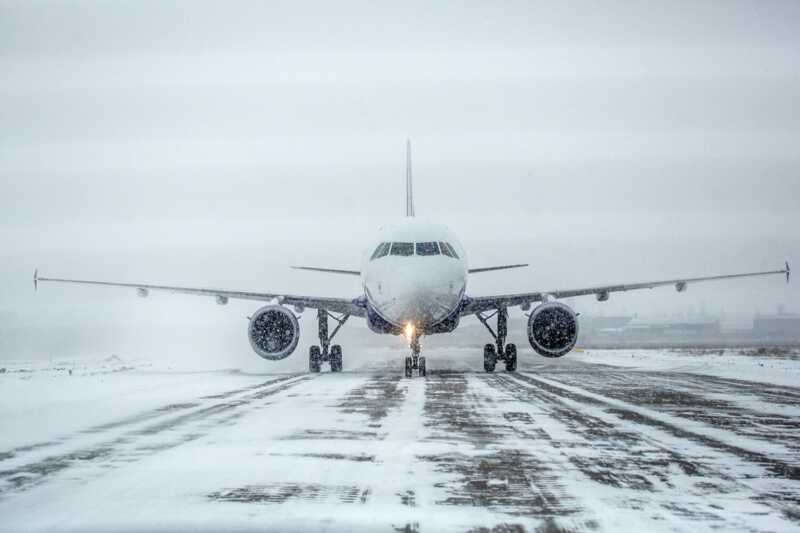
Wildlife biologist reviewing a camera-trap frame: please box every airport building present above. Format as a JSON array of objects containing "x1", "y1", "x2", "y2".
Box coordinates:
[{"x1": 753, "y1": 312, "x2": 800, "y2": 339}]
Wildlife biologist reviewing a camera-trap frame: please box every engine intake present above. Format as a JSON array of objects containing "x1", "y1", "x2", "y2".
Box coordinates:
[
  {"x1": 247, "y1": 305, "x2": 300, "y2": 360},
  {"x1": 527, "y1": 302, "x2": 579, "y2": 358}
]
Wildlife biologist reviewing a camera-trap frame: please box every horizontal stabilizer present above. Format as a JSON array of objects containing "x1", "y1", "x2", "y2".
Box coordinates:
[
  {"x1": 292, "y1": 266, "x2": 361, "y2": 276},
  {"x1": 468, "y1": 264, "x2": 529, "y2": 274}
]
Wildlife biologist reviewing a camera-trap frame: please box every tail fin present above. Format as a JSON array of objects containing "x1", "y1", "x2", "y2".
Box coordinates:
[{"x1": 405, "y1": 139, "x2": 415, "y2": 217}]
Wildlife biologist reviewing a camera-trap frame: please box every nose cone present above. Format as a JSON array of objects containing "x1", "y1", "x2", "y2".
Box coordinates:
[
  {"x1": 386, "y1": 282, "x2": 461, "y2": 325},
  {"x1": 368, "y1": 261, "x2": 465, "y2": 328}
]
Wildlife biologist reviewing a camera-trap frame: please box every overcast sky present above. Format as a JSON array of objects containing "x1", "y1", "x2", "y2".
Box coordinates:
[{"x1": 1, "y1": 1, "x2": 798, "y2": 363}]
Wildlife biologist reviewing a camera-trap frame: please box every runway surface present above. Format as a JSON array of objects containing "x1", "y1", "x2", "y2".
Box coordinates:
[{"x1": 2, "y1": 354, "x2": 800, "y2": 532}]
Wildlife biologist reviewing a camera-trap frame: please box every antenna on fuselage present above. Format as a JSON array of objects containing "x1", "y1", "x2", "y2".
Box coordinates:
[{"x1": 405, "y1": 139, "x2": 415, "y2": 217}]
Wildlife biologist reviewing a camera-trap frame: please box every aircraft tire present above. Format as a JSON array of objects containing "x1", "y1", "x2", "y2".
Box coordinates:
[
  {"x1": 483, "y1": 344, "x2": 497, "y2": 373},
  {"x1": 330, "y1": 345, "x2": 343, "y2": 372},
  {"x1": 505, "y1": 344, "x2": 517, "y2": 372},
  {"x1": 309, "y1": 345, "x2": 322, "y2": 373}
]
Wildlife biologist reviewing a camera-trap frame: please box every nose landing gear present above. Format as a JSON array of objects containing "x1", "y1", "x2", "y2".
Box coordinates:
[
  {"x1": 309, "y1": 309, "x2": 350, "y2": 373},
  {"x1": 404, "y1": 332, "x2": 426, "y2": 378},
  {"x1": 476, "y1": 307, "x2": 517, "y2": 372}
]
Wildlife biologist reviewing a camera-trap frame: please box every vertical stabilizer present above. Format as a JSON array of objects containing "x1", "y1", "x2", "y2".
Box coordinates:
[{"x1": 406, "y1": 139, "x2": 415, "y2": 217}]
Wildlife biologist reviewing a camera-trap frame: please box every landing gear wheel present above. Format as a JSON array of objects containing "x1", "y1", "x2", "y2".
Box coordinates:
[
  {"x1": 505, "y1": 343, "x2": 517, "y2": 372},
  {"x1": 419, "y1": 356, "x2": 426, "y2": 377},
  {"x1": 330, "y1": 344, "x2": 343, "y2": 372},
  {"x1": 483, "y1": 344, "x2": 497, "y2": 373},
  {"x1": 309, "y1": 346, "x2": 321, "y2": 373},
  {"x1": 404, "y1": 356, "x2": 413, "y2": 378}
]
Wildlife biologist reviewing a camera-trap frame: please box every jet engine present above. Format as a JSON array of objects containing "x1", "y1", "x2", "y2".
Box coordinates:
[
  {"x1": 247, "y1": 305, "x2": 300, "y2": 360},
  {"x1": 527, "y1": 302, "x2": 579, "y2": 358}
]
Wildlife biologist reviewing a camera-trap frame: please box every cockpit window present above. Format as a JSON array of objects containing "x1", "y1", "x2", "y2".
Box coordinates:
[
  {"x1": 371, "y1": 243, "x2": 384, "y2": 260},
  {"x1": 439, "y1": 241, "x2": 459, "y2": 259},
  {"x1": 390, "y1": 242, "x2": 414, "y2": 256},
  {"x1": 415, "y1": 242, "x2": 439, "y2": 256},
  {"x1": 370, "y1": 242, "x2": 390, "y2": 260}
]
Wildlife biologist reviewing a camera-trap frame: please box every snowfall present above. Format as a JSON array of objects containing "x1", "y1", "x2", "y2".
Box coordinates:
[{"x1": 1, "y1": 347, "x2": 799, "y2": 532}]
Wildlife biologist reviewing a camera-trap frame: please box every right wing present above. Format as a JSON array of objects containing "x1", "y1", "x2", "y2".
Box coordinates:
[
  {"x1": 461, "y1": 262, "x2": 790, "y2": 315},
  {"x1": 34, "y1": 270, "x2": 366, "y2": 317}
]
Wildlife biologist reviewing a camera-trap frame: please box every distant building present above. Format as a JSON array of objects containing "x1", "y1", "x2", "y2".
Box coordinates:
[
  {"x1": 623, "y1": 318, "x2": 721, "y2": 337},
  {"x1": 580, "y1": 315, "x2": 724, "y2": 347},
  {"x1": 579, "y1": 316, "x2": 633, "y2": 334},
  {"x1": 753, "y1": 312, "x2": 800, "y2": 338}
]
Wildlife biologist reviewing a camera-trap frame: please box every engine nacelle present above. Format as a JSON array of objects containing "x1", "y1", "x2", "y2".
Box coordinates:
[
  {"x1": 247, "y1": 305, "x2": 300, "y2": 360},
  {"x1": 527, "y1": 302, "x2": 579, "y2": 358}
]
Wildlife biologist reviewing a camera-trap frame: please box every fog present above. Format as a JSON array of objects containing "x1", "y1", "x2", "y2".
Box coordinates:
[{"x1": 1, "y1": 0, "x2": 798, "y2": 365}]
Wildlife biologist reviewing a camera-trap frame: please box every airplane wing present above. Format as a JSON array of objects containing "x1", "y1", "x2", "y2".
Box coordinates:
[
  {"x1": 461, "y1": 262, "x2": 790, "y2": 315},
  {"x1": 33, "y1": 270, "x2": 366, "y2": 317}
]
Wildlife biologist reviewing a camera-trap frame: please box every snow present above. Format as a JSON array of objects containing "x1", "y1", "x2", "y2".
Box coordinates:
[
  {"x1": 1, "y1": 349, "x2": 799, "y2": 532},
  {"x1": 568, "y1": 347, "x2": 800, "y2": 387}
]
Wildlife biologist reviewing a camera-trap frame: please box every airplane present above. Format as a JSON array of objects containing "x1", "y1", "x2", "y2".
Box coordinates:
[{"x1": 34, "y1": 141, "x2": 791, "y2": 377}]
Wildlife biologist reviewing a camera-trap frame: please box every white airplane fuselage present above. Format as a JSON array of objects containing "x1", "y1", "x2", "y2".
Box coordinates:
[{"x1": 361, "y1": 218, "x2": 467, "y2": 334}]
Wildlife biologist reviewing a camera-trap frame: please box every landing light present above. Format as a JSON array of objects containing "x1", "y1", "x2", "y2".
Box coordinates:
[{"x1": 404, "y1": 322, "x2": 415, "y2": 340}]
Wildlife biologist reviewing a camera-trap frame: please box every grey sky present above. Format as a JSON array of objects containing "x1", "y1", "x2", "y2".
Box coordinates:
[{"x1": 1, "y1": 1, "x2": 798, "y2": 362}]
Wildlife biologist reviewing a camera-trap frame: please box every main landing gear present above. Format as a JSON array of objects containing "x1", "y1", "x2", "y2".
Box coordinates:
[
  {"x1": 476, "y1": 307, "x2": 517, "y2": 373},
  {"x1": 309, "y1": 309, "x2": 350, "y2": 373},
  {"x1": 404, "y1": 332, "x2": 426, "y2": 378}
]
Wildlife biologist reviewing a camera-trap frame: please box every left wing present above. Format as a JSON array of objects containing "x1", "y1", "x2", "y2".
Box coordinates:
[
  {"x1": 461, "y1": 262, "x2": 790, "y2": 315},
  {"x1": 34, "y1": 270, "x2": 366, "y2": 317}
]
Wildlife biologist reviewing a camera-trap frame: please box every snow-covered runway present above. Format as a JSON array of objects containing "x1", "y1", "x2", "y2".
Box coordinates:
[{"x1": 2, "y1": 352, "x2": 800, "y2": 532}]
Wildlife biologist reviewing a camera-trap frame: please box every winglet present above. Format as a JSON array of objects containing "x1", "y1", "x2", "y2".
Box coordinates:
[
  {"x1": 787, "y1": 261, "x2": 791, "y2": 284},
  {"x1": 33, "y1": 268, "x2": 38, "y2": 291},
  {"x1": 405, "y1": 139, "x2": 414, "y2": 217}
]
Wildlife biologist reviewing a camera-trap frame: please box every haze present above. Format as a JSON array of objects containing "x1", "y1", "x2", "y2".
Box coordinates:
[{"x1": 1, "y1": 0, "x2": 798, "y2": 366}]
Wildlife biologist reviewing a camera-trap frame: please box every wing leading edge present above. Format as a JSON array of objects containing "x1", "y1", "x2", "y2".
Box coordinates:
[
  {"x1": 461, "y1": 262, "x2": 790, "y2": 315},
  {"x1": 33, "y1": 271, "x2": 366, "y2": 317}
]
